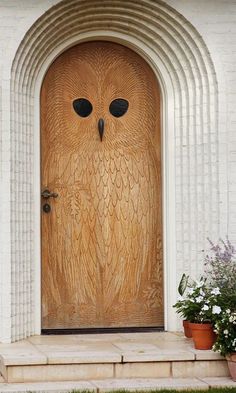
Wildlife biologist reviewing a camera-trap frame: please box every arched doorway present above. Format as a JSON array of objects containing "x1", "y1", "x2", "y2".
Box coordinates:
[{"x1": 4, "y1": 0, "x2": 219, "y2": 343}]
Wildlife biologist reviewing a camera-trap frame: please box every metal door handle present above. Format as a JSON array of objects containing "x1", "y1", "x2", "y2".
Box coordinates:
[{"x1": 41, "y1": 189, "x2": 58, "y2": 199}]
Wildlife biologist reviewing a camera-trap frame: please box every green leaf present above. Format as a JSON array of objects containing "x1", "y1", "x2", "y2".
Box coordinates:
[{"x1": 178, "y1": 273, "x2": 189, "y2": 296}]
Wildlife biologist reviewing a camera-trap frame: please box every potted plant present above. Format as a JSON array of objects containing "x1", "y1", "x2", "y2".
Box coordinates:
[
  {"x1": 213, "y1": 309, "x2": 236, "y2": 381},
  {"x1": 174, "y1": 277, "x2": 221, "y2": 349},
  {"x1": 174, "y1": 238, "x2": 236, "y2": 350},
  {"x1": 184, "y1": 279, "x2": 221, "y2": 350},
  {"x1": 187, "y1": 281, "x2": 221, "y2": 350}
]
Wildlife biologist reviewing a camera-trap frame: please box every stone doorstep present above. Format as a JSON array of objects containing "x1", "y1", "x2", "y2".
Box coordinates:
[
  {"x1": 0, "y1": 377, "x2": 235, "y2": 393},
  {"x1": 0, "y1": 334, "x2": 229, "y2": 384},
  {"x1": 0, "y1": 349, "x2": 224, "y2": 367},
  {"x1": 0, "y1": 359, "x2": 230, "y2": 384}
]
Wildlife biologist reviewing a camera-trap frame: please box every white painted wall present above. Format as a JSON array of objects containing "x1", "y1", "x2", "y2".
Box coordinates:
[{"x1": 0, "y1": 0, "x2": 235, "y2": 342}]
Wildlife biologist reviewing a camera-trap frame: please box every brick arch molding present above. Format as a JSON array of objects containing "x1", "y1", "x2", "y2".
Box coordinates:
[{"x1": 1, "y1": 0, "x2": 219, "y2": 342}]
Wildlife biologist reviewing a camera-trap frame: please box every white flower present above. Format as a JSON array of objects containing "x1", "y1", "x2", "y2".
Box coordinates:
[
  {"x1": 196, "y1": 296, "x2": 203, "y2": 303},
  {"x1": 177, "y1": 295, "x2": 184, "y2": 301},
  {"x1": 200, "y1": 289, "x2": 205, "y2": 296},
  {"x1": 187, "y1": 288, "x2": 194, "y2": 295},
  {"x1": 223, "y1": 329, "x2": 229, "y2": 335},
  {"x1": 202, "y1": 304, "x2": 209, "y2": 311},
  {"x1": 212, "y1": 305, "x2": 222, "y2": 314},
  {"x1": 229, "y1": 314, "x2": 236, "y2": 322},
  {"x1": 226, "y1": 309, "x2": 231, "y2": 314},
  {"x1": 211, "y1": 287, "x2": 221, "y2": 295}
]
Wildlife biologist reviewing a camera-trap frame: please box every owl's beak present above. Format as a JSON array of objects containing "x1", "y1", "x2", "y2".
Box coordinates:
[{"x1": 98, "y1": 118, "x2": 104, "y2": 141}]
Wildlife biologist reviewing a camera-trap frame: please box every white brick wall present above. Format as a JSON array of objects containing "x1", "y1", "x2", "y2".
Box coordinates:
[
  {"x1": 169, "y1": 0, "x2": 236, "y2": 241},
  {"x1": 0, "y1": 0, "x2": 235, "y2": 342}
]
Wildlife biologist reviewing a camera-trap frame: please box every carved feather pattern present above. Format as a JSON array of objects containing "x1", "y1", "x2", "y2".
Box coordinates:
[{"x1": 41, "y1": 42, "x2": 163, "y2": 328}]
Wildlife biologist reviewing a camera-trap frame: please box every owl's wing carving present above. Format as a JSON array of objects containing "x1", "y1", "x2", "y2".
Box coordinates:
[
  {"x1": 69, "y1": 145, "x2": 163, "y2": 322},
  {"x1": 43, "y1": 144, "x2": 162, "y2": 325}
]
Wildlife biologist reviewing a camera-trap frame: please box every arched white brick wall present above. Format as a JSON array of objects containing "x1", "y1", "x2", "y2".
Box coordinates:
[{"x1": 0, "y1": 0, "x2": 219, "y2": 342}]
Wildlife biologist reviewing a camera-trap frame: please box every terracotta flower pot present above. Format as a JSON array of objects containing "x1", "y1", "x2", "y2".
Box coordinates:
[
  {"x1": 189, "y1": 322, "x2": 216, "y2": 350},
  {"x1": 226, "y1": 353, "x2": 236, "y2": 381},
  {"x1": 183, "y1": 320, "x2": 192, "y2": 338}
]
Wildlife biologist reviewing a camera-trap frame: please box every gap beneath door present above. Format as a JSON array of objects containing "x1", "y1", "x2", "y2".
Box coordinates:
[{"x1": 42, "y1": 326, "x2": 164, "y2": 335}]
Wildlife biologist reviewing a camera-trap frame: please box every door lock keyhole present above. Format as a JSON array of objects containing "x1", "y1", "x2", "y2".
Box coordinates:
[{"x1": 43, "y1": 203, "x2": 51, "y2": 213}]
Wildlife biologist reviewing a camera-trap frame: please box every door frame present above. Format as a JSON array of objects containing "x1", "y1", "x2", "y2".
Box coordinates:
[{"x1": 33, "y1": 31, "x2": 177, "y2": 334}]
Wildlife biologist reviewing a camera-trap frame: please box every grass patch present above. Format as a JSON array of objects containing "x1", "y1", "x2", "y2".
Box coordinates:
[{"x1": 70, "y1": 388, "x2": 236, "y2": 393}]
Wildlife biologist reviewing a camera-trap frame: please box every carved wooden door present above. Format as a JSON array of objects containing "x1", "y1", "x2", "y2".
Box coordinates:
[{"x1": 41, "y1": 41, "x2": 163, "y2": 330}]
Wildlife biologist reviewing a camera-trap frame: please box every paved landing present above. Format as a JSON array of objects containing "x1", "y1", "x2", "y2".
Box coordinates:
[{"x1": 0, "y1": 332, "x2": 224, "y2": 366}]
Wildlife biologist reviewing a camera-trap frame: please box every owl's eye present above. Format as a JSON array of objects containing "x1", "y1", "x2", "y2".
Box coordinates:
[
  {"x1": 109, "y1": 98, "x2": 129, "y2": 117},
  {"x1": 73, "y1": 98, "x2": 93, "y2": 117}
]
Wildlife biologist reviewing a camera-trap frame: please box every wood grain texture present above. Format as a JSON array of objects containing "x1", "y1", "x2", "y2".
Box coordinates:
[{"x1": 41, "y1": 41, "x2": 163, "y2": 329}]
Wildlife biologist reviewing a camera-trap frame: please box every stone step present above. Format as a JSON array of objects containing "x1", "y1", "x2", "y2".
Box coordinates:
[
  {"x1": 0, "y1": 357, "x2": 230, "y2": 383},
  {"x1": 0, "y1": 333, "x2": 231, "y2": 383},
  {"x1": 0, "y1": 377, "x2": 235, "y2": 393}
]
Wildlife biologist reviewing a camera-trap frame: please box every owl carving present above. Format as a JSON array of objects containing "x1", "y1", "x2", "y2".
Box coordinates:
[{"x1": 41, "y1": 41, "x2": 163, "y2": 329}]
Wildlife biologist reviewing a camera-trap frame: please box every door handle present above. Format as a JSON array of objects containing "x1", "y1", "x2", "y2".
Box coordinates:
[{"x1": 41, "y1": 189, "x2": 58, "y2": 199}]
